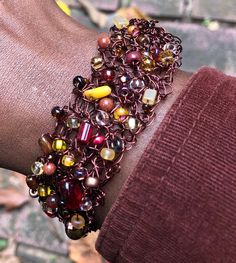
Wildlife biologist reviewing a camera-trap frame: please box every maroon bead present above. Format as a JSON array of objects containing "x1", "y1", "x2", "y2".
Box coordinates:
[
  {"x1": 125, "y1": 51, "x2": 141, "y2": 64},
  {"x1": 51, "y1": 106, "x2": 64, "y2": 118},
  {"x1": 26, "y1": 175, "x2": 38, "y2": 190},
  {"x1": 77, "y1": 122, "x2": 93, "y2": 143},
  {"x1": 98, "y1": 33, "x2": 110, "y2": 49},
  {"x1": 46, "y1": 194, "x2": 60, "y2": 209},
  {"x1": 59, "y1": 179, "x2": 83, "y2": 210},
  {"x1": 92, "y1": 135, "x2": 105, "y2": 145},
  {"x1": 101, "y1": 69, "x2": 115, "y2": 82}
]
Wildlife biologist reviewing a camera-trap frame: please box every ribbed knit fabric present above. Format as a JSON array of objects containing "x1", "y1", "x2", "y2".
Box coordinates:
[{"x1": 96, "y1": 67, "x2": 236, "y2": 263}]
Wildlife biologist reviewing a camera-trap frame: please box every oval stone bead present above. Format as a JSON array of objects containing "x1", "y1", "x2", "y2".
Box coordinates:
[
  {"x1": 38, "y1": 134, "x2": 53, "y2": 154},
  {"x1": 59, "y1": 179, "x2": 83, "y2": 210},
  {"x1": 71, "y1": 214, "x2": 85, "y2": 230},
  {"x1": 100, "y1": 148, "x2": 115, "y2": 161},
  {"x1": 31, "y1": 161, "x2": 44, "y2": 176}
]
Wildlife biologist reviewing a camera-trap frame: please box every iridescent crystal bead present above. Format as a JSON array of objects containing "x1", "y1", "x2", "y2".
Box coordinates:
[
  {"x1": 31, "y1": 161, "x2": 44, "y2": 176},
  {"x1": 80, "y1": 197, "x2": 93, "y2": 211},
  {"x1": 100, "y1": 148, "x2": 115, "y2": 161},
  {"x1": 157, "y1": 50, "x2": 174, "y2": 66},
  {"x1": 52, "y1": 139, "x2": 67, "y2": 152},
  {"x1": 38, "y1": 134, "x2": 53, "y2": 154},
  {"x1": 66, "y1": 117, "x2": 80, "y2": 129},
  {"x1": 129, "y1": 78, "x2": 145, "y2": 89},
  {"x1": 142, "y1": 56, "x2": 156, "y2": 72},
  {"x1": 142, "y1": 89, "x2": 158, "y2": 106},
  {"x1": 96, "y1": 110, "x2": 110, "y2": 126},
  {"x1": 91, "y1": 56, "x2": 103, "y2": 70},
  {"x1": 38, "y1": 185, "x2": 51, "y2": 197},
  {"x1": 126, "y1": 117, "x2": 139, "y2": 132},
  {"x1": 71, "y1": 214, "x2": 85, "y2": 230},
  {"x1": 77, "y1": 122, "x2": 93, "y2": 143},
  {"x1": 61, "y1": 154, "x2": 75, "y2": 167},
  {"x1": 113, "y1": 16, "x2": 129, "y2": 29}
]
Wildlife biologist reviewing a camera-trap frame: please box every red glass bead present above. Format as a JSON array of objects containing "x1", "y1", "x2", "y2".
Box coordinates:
[
  {"x1": 101, "y1": 69, "x2": 115, "y2": 82},
  {"x1": 125, "y1": 51, "x2": 141, "y2": 63},
  {"x1": 98, "y1": 33, "x2": 111, "y2": 49},
  {"x1": 59, "y1": 179, "x2": 83, "y2": 210},
  {"x1": 43, "y1": 162, "x2": 57, "y2": 175},
  {"x1": 77, "y1": 122, "x2": 93, "y2": 143},
  {"x1": 92, "y1": 135, "x2": 105, "y2": 145}
]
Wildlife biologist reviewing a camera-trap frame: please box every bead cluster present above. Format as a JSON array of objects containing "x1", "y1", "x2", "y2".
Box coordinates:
[{"x1": 26, "y1": 18, "x2": 182, "y2": 239}]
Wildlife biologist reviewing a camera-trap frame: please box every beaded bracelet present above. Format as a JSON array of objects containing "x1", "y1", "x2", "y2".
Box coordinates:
[{"x1": 26, "y1": 18, "x2": 182, "y2": 240}]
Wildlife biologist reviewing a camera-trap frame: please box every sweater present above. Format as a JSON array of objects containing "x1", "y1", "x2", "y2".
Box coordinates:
[{"x1": 96, "y1": 67, "x2": 236, "y2": 263}]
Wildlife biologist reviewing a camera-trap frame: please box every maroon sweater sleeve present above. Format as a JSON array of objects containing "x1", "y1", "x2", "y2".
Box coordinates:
[{"x1": 95, "y1": 67, "x2": 236, "y2": 263}]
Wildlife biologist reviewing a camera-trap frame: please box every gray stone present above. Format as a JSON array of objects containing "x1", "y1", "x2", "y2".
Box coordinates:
[{"x1": 192, "y1": 0, "x2": 236, "y2": 22}]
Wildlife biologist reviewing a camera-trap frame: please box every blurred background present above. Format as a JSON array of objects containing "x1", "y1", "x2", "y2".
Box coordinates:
[{"x1": 0, "y1": 1, "x2": 236, "y2": 262}]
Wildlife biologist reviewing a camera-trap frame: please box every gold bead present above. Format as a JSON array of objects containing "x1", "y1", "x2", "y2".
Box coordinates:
[
  {"x1": 142, "y1": 89, "x2": 158, "y2": 106},
  {"x1": 142, "y1": 56, "x2": 156, "y2": 72},
  {"x1": 114, "y1": 107, "x2": 129, "y2": 121},
  {"x1": 61, "y1": 155, "x2": 75, "y2": 167},
  {"x1": 157, "y1": 50, "x2": 174, "y2": 66},
  {"x1": 100, "y1": 148, "x2": 116, "y2": 161},
  {"x1": 91, "y1": 56, "x2": 103, "y2": 70},
  {"x1": 127, "y1": 25, "x2": 136, "y2": 34},
  {"x1": 83, "y1": 85, "x2": 111, "y2": 100},
  {"x1": 71, "y1": 214, "x2": 85, "y2": 230},
  {"x1": 38, "y1": 186, "x2": 51, "y2": 197},
  {"x1": 52, "y1": 139, "x2": 67, "y2": 152},
  {"x1": 113, "y1": 16, "x2": 129, "y2": 29}
]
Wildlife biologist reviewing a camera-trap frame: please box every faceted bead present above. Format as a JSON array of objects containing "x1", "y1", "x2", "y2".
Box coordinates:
[
  {"x1": 77, "y1": 122, "x2": 93, "y2": 143},
  {"x1": 46, "y1": 194, "x2": 60, "y2": 209},
  {"x1": 126, "y1": 117, "x2": 139, "y2": 132},
  {"x1": 38, "y1": 186, "x2": 51, "y2": 197},
  {"x1": 120, "y1": 74, "x2": 130, "y2": 84},
  {"x1": 142, "y1": 89, "x2": 158, "y2": 106},
  {"x1": 100, "y1": 148, "x2": 115, "y2": 161},
  {"x1": 73, "y1": 75, "x2": 86, "y2": 89},
  {"x1": 125, "y1": 51, "x2": 141, "y2": 64},
  {"x1": 61, "y1": 155, "x2": 75, "y2": 167},
  {"x1": 110, "y1": 137, "x2": 123, "y2": 153},
  {"x1": 114, "y1": 107, "x2": 129, "y2": 121},
  {"x1": 113, "y1": 16, "x2": 129, "y2": 29},
  {"x1": 129, "y1": 78, "x2": 145, "y2": 89},
  {"x1": 96, "y1": 110, "x2": 110, "y2": 126},
  {"x1": 98, "y1": 97, "x2": 114, "y2": 112},
  {"x1": 51, "y1": 106, "x2": 64, "y2": 118},
  {"x1": 65, "y1": 222, "x2": 84, "y2": 240},
  {"x1": 85, "y1": 177, "x2": 99, "y2": 188},
  {"x1": 26, "y1": 175, "x2": 38, "y2": 190},
  {"x1": 98, "y1": 33, "x2": 110, "y2": 49},
  {"x1": 66, "y1": 117, "x2": 80, "y2": 129},
  {"x1": 43, "y1": 162, "x2": 57, "y2": 175},
  {"x1": 38, "y1": 134, "x2": 53, "y2": 155},
  {"x1": 92, "y1": 135, "x2": 105, "y2": 145},
  {"x1": 80, "y1": 197, "x2": 93, "y2": 211},
  {"x1": 74, "y1": 167, "x2": 87, "y2": 180},
  {"x1": 91, "y1": 56, "x2": 103, "y2": 70},
  {"x1": 157, "y1": 50, "x2": 174, "y2": 66},
  {"x1": 83, "y1": 85, "x2": 111, "y2": 100},
  {"x1": 137, "y1": 34, "x2": 149, "y2": 45},
  {"x1": 142, "y1": 57, "x2": 156, "y2": 72},
  {"x1": 101, "y1": 69, "x2": 115, "y2": 82},
  {"x1": 59, "y1": 179, "x2": 83, "y2": 210},
  {"x1": 71, "y1": 214, "x2": 85, "y2": 230},
  {"x1": 52, "y1": 139, "x2": 67, "y2": 152},
  {"x1": 31, "y1": 161, "x2": 44, "y2": 176}
]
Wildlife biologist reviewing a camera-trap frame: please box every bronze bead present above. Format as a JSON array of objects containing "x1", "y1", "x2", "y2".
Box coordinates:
[
  {"x1": 98, "y1": 97, "x2": 114, "y2": 112},
  {"x1": 38, "y1": 134, "x2": 53, "y2": 155}
]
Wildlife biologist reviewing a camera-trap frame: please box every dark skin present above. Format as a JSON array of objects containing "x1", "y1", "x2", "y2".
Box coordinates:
[{"x1": 0, "y1": 0, "x2": 192, "y2": 227}]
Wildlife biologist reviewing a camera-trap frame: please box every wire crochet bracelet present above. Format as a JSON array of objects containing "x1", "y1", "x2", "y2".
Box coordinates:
[{"x1": 26, "y1": 18, "x2": 182, "y2": 240}]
